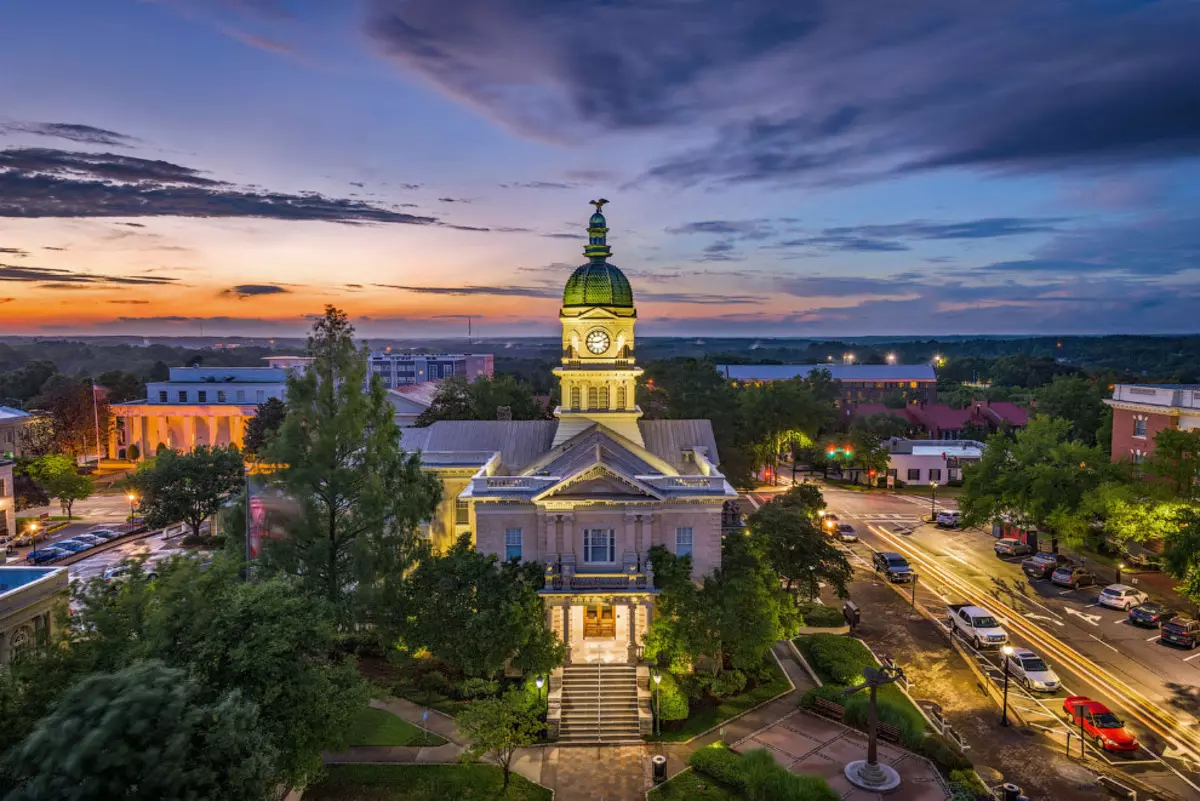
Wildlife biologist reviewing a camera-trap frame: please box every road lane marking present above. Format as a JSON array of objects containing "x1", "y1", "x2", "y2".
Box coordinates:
[
  {"x1": 1089, "y1": 634, "x2": 1120, "y2": 653},
  {"x1": 1184, "y1": 653, "x2": 1200, "y2": 663},
  {"x1": 1024, "y1": 613, "x2": 1064, "y2": 627},
  {"x1": 1063, "y1": 607, "x2": 1103, "y2": 626},
  {"x1": 1147, "y1": 634, "x2": 1162, "y2": 642}
]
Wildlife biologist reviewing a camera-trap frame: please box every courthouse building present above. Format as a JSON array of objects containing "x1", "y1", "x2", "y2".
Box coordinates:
[{"x1": 401, "y1": 202, "x2": 737, "y2": 740}]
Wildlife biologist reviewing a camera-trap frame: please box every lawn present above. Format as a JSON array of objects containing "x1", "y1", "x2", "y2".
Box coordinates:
[
  {"x1": 346, "y1": 707, "x2": 447, "y2": 747},
  {"x1": 648, "y1": 769, "x2": 741, "y2": 801},
  {"x1": 304, "y1": 765, "x2": 551, "y2": 801},
  {"x1": 648, "y1": 659, "x2": 792, "y2": 743}
]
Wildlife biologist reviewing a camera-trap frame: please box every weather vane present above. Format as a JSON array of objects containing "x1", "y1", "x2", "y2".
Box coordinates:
[{"x1": 589, "y1": 198, "x2": 609, "y2": 212}]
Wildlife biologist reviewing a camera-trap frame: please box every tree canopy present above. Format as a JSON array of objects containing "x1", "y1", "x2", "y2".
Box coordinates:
[
  {"x1": 24, "y1": 454, "x2": 92, "y2": 518},
  {"x1": 416, "y1": 374, "x2": 546, "y2": 425},
  {"x1": 242, "y1": 396, "x2": 287, "y2": 457},
  {"x1": 747, "y1": 485, "x2": 852, "y2": 598},
  {"x1": 127, "y1": 445, "x2": 244, "y2": 537}
]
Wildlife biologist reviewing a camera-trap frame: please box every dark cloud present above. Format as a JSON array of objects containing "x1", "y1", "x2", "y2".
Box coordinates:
[
  {"x1": 366, "y1": 1, "x2": 1200, "y2": 186},
  {"x1": 638, "y1": 291, "x2": 763, "y2": 305},
  {"x1": 666, "y1": 219, "x2": 774, "y2": 240},
  {"x1": 349, "y1": 181, "x2": 365, "y2": 188},
  {"x1": 0, "y1": 263, "x2": 180, "y2": 286},
  {"x1": 116, "y1": 222, "x2": 146, "y2": 228},
  {"x1": 0, "y1": 147, "x2": 441, "y2": 224},
  {"x1": 0, "y1": 121, "x2": 138, "y2": 147},
  {"x1": 499, "y1": 181, "x2": 578, "y2": 190},
  {"x1": 42, "y1": 246, "x2": 66, "y2": 251},
  {"x1": 0, "y1": 247, "x2": 28, "y2": 258},
  {"x1": 222, "y1": 284, "x2": 292, "y2": 298},
  {"x1": 373, "y1": 283, "x2": 561, "y2": 299},
  {"x1": 777, "y1": 235, "x2": 909, "y2": 253},
  {"x1": 107, "y1": 299, "x2": 151, "y2": 305},
  {"x1": 775, "y1": 216, "x2": 1067, "y2": 253},
  {"x1": 438, "y1": 197, "x2": 470, "y2": 203}
]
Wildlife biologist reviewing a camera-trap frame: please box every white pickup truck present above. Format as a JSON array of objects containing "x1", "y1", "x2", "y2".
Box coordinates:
[{"x1": 947, "y1": 603, "x2": 1009, "y2": 649}]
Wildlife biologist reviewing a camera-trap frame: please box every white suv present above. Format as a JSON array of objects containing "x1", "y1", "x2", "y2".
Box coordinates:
[{"x1": 1098, "y1": 584, "x2": 1148, "y2": 611}]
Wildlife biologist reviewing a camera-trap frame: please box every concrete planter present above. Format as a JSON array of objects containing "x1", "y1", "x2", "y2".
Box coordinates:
[{"x1": 795, "y1": 624, "x2": 850, "y2": 636}]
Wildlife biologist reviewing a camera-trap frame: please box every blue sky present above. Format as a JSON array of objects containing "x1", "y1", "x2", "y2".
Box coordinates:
[{"x1": 1, "y1": 0, "x2": 1198, "y2": 337}]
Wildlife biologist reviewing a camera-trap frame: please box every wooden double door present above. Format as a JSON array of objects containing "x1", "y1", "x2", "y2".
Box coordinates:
[{"x1": 583, "y1": 604, "x2": 616, "y2": 639}]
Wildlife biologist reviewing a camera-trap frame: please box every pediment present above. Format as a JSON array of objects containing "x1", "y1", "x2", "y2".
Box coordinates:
[{"x1": 533, "y1": 463, "x2": 663, "y2": 501}]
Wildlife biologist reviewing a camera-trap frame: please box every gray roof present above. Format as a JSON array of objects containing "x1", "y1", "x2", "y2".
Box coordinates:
[
  {"x1": 638, "y1": 420, "x2": 721, "y2": 470},
  {"x1": 717, "y1": 364, "x2": 936, "y2": 382},
  {"x1": 400, "y1": 421, "x2": 558, "y2": 471}
]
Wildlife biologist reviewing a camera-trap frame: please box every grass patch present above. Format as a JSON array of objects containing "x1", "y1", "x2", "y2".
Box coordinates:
[
  {"x1": 796, "y1": 602, "x2": 845, "y2": 628},
  {"x1": 648, "y1": 769, "x2": 742, "y2": 801},
  {"x1": 649, "y1": 659, "x2": 791, "y2": 743},
  {"x1": 346, "y1": 707, "x2": 446, "y2": 747},
  {"x1": 304, "y1": 764, "x2": 551, "y2": 801}
]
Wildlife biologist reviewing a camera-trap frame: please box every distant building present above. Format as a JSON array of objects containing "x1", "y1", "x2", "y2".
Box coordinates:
[
  {"x1": 885, "y1": 438, "x2": 985, "y2": 486},
  {"x1": 846, "y1": 399, "x2": 1027, "y2": 440},
  {"x1": 0, "y1": 407, "x2": 34, "y2": 458},
  {"x1": 717, "y1": 363, "x2": 937, "y2": 405},
  {"x1": 1105, "y1": 384, "x2": 1200, "y2": 463},
  {"x1": 106, "y1": 361, "x2": 307, "y2": 462},
  {"x1": 367, "y1": 352, "x2": 493, "y2": 389},
  {"x1": 0, "y1": 460, "x2": 13, "y2": 543},
  {"x1": 0, "y1": 566, "x2": 68, "y2": 664},
  {"x1": 386, "y1": 383, "x2": 441, "y2": 428}
]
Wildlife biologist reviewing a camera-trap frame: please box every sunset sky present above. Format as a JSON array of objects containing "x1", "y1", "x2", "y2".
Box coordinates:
[{"x1": 2, "y1": 1, "x2": 1199, "y2": 338}]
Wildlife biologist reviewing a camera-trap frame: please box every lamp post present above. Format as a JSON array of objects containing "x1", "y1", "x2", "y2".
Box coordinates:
[
  {"x1": 929, "y1": 481, "x2": 938, "y2": 521},
  {"x1": 535, "y1": 674, "x2": 546, "y2": 720},
  {"x1": 652, "y1": 672, "x2": 662, "y2": 736},
  {"x1": 127, "y1": 492, "x2": 138, "y2": 525},
  {"x1": 1117, "y1": 562, "x2": 1125, "y2": 585},
  {"x1": 1000, "y1": 645, "x2": 1014, "y2": 727},
  {"x1": 27, "y1": 521, "x2": 39, "y2": 543},
  {"x1": 843, "y1": 665, "x2": 905, "y2": 791}
]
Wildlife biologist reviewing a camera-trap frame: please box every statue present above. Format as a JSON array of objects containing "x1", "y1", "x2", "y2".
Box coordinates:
[
  {"x1": 842, "y1": 664, "x2": 905, "y2": 791},
  {"x1": 589, "y1": 198, "x2": 609, "y2": 212}
]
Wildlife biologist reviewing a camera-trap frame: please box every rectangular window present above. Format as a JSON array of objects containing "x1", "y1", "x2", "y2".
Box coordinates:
[
  {"x1": 177, "y1": 390, "x2": 188, "y2": 403},
  {"x1": 1133, "y1": 418, "x2": 1147, "y2": 437},
  {"x1": 455, "y1": 499, "x2": 469, "y2": 525},
  {"x1": 158, "y1": 391, "x2": 168, "y2": 403},
  {"x1": 583, "y1": 529, "x2": 615, "y2": 564},
  {"x1": 256, "y1": 390, "x2": 265, "y2": 402},
  {"x1": 907, "y1": 468, "x2": 921, "y2": 481},
  {"x1": 929, "y1": 468, "x2": 942, "y2": 482},
  {"x1": 217, "y1": 390, "x2": 226, "y2": 403},
  {"x1": 1132, "y1": 451, "x2": 1145, "y2": 464},
  {"x1": 505, "y1": 528, "x2": 522, "y2": 561},
  {"x1": 197, "y1": 390, "x2": 207, "y2": 403},
  {"x1": 676, "y1": 527, "x2": 694, "y2": 557},
  {"x1": 236, "y1": 390, "x2": 246, "y2": 402}
]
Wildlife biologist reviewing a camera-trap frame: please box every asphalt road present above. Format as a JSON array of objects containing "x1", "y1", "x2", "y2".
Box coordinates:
[
  {"x1": 67, "y1": 532, "x2": 174, "y2": 583},
  {"x1": 819, "y1": 485, "x2": 1200, "y2": 798},
  {"x1": 6, "y1": 493, "x2": 138, "y2": 564}
]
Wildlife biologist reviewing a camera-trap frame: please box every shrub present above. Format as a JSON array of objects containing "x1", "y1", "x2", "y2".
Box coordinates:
[
  {"x1": 710, "y1": 670, "x2": 748, "y2": 698},
  {"x1": 796, "y1": 602, "x2": 844, "y2": 628},
  {"x1": 419, "y1": 670, "x2": 454, "y2": 697},
  {"x1": 948, "y1": 769, "x2": 989, "y2": 801},
  {"x1": 919, "y1": 735, "x2": 972, "y2": 772},
  {"x1": 842, "y1": 687, "x2": 925, "y2": 748},
  {"x1": 806, "y1": 634, "x2": 872, "y2": 685},
  {"x1": 656, "y1": 672, "x2": 689, "y2": 721},
  {"x1": 687, "y1": 742, "x2": 746, "y2": 789},
  {"x1": 458, "y1": 677, "x2": 500, "y2": 699},
  {"x1": 739, "y1": 749, "x2": 839, "y2": 801},
  {"x1": 680, "y1": 672, "x2": 714, "y2": 701}
]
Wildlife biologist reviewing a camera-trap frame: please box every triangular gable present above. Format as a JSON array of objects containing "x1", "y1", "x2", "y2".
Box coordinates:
[
  {"x1": 519, "y1": 422, "x2": 678, "y2": 477},
  {"x1": 532, "y1": 462, "x2": 664, "y2": 502}
]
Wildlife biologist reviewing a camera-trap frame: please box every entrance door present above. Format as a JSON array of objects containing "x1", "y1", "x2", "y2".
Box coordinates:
[{"x1": 583, "y1": 604, "x2": 616, "y2": 638}]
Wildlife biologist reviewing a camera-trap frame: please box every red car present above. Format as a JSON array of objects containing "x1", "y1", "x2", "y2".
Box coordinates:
[{"x1": 1062, "y1": 696, "x2": 1138, "y2": 752}]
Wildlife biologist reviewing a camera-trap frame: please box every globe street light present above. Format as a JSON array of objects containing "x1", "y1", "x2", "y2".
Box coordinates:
[
  {"x1": 652, "y1": 672, "x2": 662, "y2": 736},
  {"x1": 535, "y1": 675, "x2": 546, "y2": 720},
  {"x1": 127, "y1": 492, "x2": 138, "y2": 525},
  {"x1": 929, "y1": 481, "x2": 938, "y2": 521},
  {"x1": 1117, "y1": 562, "x2": 1125, "y2": 585},
  {"x1": 1000, "y1": 645, "x2": 1014, "y2": 727}
]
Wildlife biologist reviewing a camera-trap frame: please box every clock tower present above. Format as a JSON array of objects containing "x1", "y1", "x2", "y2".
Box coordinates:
[{"x1": 552, "y1": 200, "x2": 644, "y2": 447}]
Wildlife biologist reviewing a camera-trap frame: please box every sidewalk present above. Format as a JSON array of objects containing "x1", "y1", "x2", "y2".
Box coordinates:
[{"x1": 323, "y1": 697, "x2": 465, "y2": 766}]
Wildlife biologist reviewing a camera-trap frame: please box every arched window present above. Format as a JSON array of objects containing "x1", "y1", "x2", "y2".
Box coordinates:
[
  {"x1": 597, "y1": 386, "x2": 609, "y2": 409},
  {"x1": 587, "y1": 386, "x2": 599, "y2": 410},
  {"x1": 570, "y1": 386, "x2": 581, "y2": 410},
  {"x1": 616, "y1": 385, "x2": 627, "y2": 410}
]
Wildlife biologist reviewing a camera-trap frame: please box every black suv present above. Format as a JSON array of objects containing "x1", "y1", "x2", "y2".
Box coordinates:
[
  {"x1": 874, "y1": 552, "x2": 915, "y2": 583},
  {"x1": 1160, "y1": 617, "x2": 1200, "y2": 649}
]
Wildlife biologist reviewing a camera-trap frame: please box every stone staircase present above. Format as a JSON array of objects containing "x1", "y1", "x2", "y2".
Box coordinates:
[{"x1": 558, "y1": 664, "x2": 641, "y2": 743}]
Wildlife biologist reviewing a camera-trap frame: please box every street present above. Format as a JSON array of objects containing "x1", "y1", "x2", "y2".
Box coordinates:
[
  {"x1": 817, "y1": 484, "x2": 1200, "y2": 799},
  {"x1": 6, "y1": 492, "x2": 139, "y2": 565}
]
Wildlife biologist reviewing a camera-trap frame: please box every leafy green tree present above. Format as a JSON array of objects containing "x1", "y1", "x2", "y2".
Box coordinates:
[
  {"x1": 416, "y1": 374, "x2": 546, "y2": 425},
  {"x1": 851, "y1": 413, "x2": 912, "y2": 440},
  {"x1": 128, "y1": 445, "x2": 244, "y2": 537},
  {"x1": 457, "y1": 691, "x2": 544, "y2": 790},
  {"x1": 25, "y1": 454, "x2": 92, "y2": 518},
  {"x1": 847, "y1": 430, "x2": 890, "y2": 486},
  {"x1": 416, "y1": 374, "x2": 475, "y2": 424},
  {"x1": 402, "y1": 536, "x2": 563, "y2": 677},
  {"x1": 747, "y1": 486, "x2": 851, "y2": 597},
  {"x1": 1163, "y1": 511, "x2": 1200, "y2": 606},
  {"x1": 740, "y1": 378, "x2": 835, "y2": 481},
  {"x1": 1, "y1": 660, "x2": 277, "y2": 801},
  {"x1": 1144, "y1": 428, "x2": 1200, "y2": 501},
  {"x1": 242, "y1": 396, "x2": 287, "y2": 457},
  {"x1": 1033, "y1": 375, "x2": 1107, "y2": 445},
  {"x1": 706, "y1": 534, "x2": 801, "y2": 671},
  {"x1": 95, "y1": 370, "x2": 144, "y2": 404},
  {"x1": 262, "y1": 306, "x2": 441, "y2": 631},
  {"x1": 30, "y1": 374, "x2": 108, "y2": 458}
]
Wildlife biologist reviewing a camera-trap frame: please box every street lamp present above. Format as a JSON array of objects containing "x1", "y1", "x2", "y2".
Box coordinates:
[
  {"x1": 886, "y1": 353, "x2": 896, "y2": 364},
  {"x1": 652, "y1": 672, "x2": 662, "y2": 736},
  {"x1": 1000, "y1": 645, "x2": 1014, "y2": 727},
  {"x1": 1117, "y1": 562, "x2": 1125, "y2": 585},
  {"x1": 929, "y1": 481, "x2": 938, "y2": 521},
  {"x1": 535, "y1": 675, "x2": 546, "y2": 719},
  {"x1": 27, "y1": 521, "x2": 39, "y2": 542},
  {"x1": 127, "y1": 492, "x2": 138, "y2": 523}
]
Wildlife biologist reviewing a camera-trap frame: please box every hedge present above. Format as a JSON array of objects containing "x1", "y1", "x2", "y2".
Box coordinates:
[
  {"x1": 656, "y1": 671, "x2": 690, "y2": 721},
  {"x1": 806, "y1": 634, "x2": 872, "y2": 686},
  {"x1": 688, "y1": 743, "x2": 746, "y2": 789},
  {"x1": 796, "y1": 602, "x2": 845, "y2": 628},
  {"x1": 688, "y1": 744, "x2": 838, "y2": 801},
  {"x1": 948, "y1": 769, "x2": 990, "y2": 801},
  {"x1": 918, "y1": 735, "x2": 972, "y2": 772}
]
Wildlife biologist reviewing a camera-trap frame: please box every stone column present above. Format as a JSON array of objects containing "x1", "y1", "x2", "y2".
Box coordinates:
[
  {"x1": 561, "y1": 602, "x2": 572, "y2": 664},
  {"x1": 137, "y1": 416, "x2": 148, "y2": 459},
  {"x1": 634, "y1": 514, "x2": 644, "y2": 558},
  {"x1": 187, "y1": 417, "x2": 198, "y2": 451},
  {"x1": 626, "y1": 600, "x2": 638, "y2": 663}
]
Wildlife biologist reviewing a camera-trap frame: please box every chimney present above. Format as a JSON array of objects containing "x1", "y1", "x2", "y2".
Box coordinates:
[{"x1": 496, "y1": 406, "x2": 512, "y2": 421}]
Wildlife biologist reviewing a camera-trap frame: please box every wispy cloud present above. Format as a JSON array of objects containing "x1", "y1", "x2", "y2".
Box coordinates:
[
  {"x1": 0, "y1": 263, "x2": 180, "y2": 286},
  {"x1": 222, "y1": 284, "x2": 292, "y2": 298},
  {"x1": 0, "y1": 121, "x2": 138, "y2": 147}
]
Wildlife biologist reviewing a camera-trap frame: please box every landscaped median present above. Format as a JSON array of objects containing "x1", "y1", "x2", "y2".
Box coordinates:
[
  {"x1": 649, "y1": 742, "x2": 838, "y2": 801},
  {"x1": 646, "y1": 655, "x2": 792, "y2": 742},
  {"x1": 303, "y1": 764, "x2": 551, "y2": 801}
]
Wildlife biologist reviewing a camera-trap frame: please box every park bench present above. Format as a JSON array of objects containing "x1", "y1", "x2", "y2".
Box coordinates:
[
  {"x1": 877, "y1": 722, "x2": 901, "y2": 743},
  {"x1": 811, "y1": 697, "x2": 846, "y2": 722}
]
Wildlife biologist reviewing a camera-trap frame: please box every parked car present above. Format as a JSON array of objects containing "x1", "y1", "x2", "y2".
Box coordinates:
[
  {"x1": 948, "y1": 603, "x2": 1008, "y2": 649},
  {"x1": 994, "y1": 538, "x2": 1032, "y2": 558},
  {"x1": 873, "y1": 552, "x2": 915, "y2": 582},
  {"x1": 1021, "y1": 552, "x2": 1072, "y2": 579},
  {"x1": 1098, "y1": 584, "x2": 1149, "y2": 611},
  {"x1": 89, "y1": 528, "x2": 121, "y2": 541},
  {"x1": 837, "y1": 523, "x2": 858, "y2": 542},
  {"x1": 1128, "y1": 602, "x2": 1175, "y2": 627},
  {"x1": 54, "y1": 540, "x2": 92, "y2": 554},
  {"x1": 1004, "y1": 647, "x2": 1061, "y2": 692},
  {"x1": 1063, "y1": 696, "x2": 1138, "y2": 752},
  {"x1": 935, "y1": 510, "x2": 961, "y2": 529},
  {"x1": 28, "y1": 546, "x2": 70, "y2": 564},
  {"x1": 1160, "y1": 617, "x2": 1200, "y2": 649},
  {"x1": 71, "y1": 534, "x2": 105, "y2": 547},
  {"x1": 103, "y1": 564, "x2": 158, "y2": 584},
  {"x1": 1051, "y1": 565, "x2": 1096, "y2": 590}
]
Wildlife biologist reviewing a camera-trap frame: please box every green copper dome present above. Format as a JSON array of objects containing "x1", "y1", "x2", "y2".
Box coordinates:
[{"x1": 563, "y1": 199, "x2": 635, "y2": 308}]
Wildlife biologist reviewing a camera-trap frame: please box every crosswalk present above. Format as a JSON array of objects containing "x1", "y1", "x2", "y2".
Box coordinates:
[{"x1": 833, "y1": 511, "x2": 923, "y2": 524}]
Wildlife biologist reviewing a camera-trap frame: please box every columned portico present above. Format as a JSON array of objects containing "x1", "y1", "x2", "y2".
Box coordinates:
[{"x1": 545, "y1": 593, "x2": 654, "y2": 665}]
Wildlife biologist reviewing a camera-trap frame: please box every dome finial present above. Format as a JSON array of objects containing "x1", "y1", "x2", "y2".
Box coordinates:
[
  {"x1": 589, "y1": 198, "x2": 609, "y2": 212},
  {"x1": 584, "y1": 198, "x2": 612, "y2": 263}
]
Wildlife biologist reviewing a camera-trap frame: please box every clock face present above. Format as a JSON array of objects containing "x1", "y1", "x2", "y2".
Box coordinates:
[{"x1": 585, "y1": 329, "x2": 611, "y2": 355}]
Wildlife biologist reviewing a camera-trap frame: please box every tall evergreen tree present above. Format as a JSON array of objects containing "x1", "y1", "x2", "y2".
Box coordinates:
[{"x1": 262, "y1": 306, "x2": 441, "y2": 630}]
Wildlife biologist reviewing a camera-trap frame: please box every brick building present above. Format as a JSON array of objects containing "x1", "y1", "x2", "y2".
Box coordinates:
[{"x1": 1105, "y1": 384, "x2": 1200, "y2": 463}]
